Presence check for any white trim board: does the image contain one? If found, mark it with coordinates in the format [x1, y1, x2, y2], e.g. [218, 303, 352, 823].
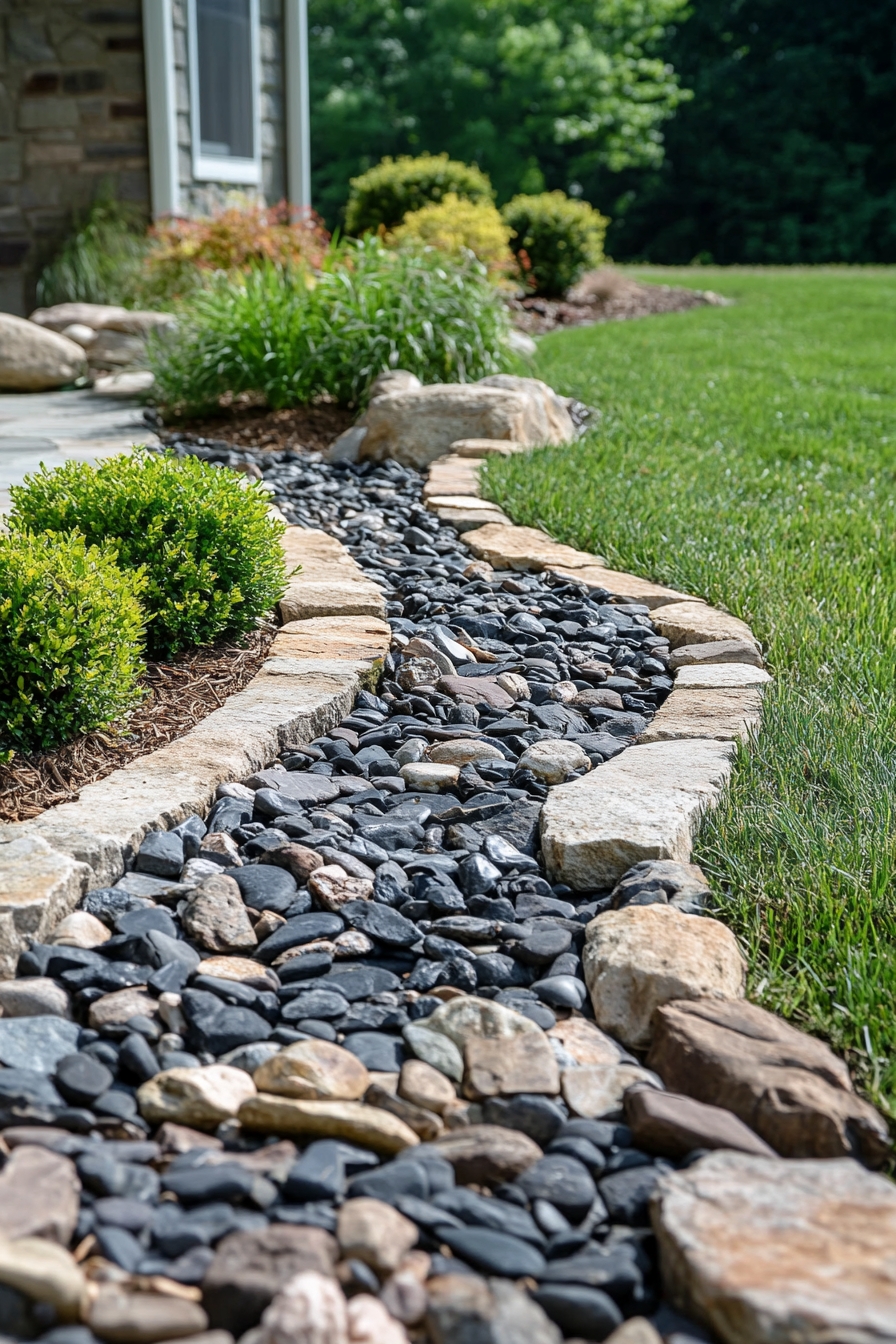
[187, 0, 262, 187]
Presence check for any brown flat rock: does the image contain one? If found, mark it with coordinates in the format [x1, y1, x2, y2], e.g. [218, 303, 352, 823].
[0, 1145, 80, 1244]
[652, 1151, 896, 1343]
[647, 999, 891, 1165]
[137, 1064, 256, 1130]
[638, 687, 764, 743]
[561, 1064, 659, 1120]
[433, 1123, 542, 1184]
[88, 987, 158, 1031]
[436, 675, 515, 709]
[463, 522, 605, 572]
[547, 1017, 625, 1067]
[624, 1083, 777, 1158]
[238, 1095, 419, 1154]
[463, 1032, 560, 1100]
[195, 957, 280, 992]
[88, 1289, 208, 1343]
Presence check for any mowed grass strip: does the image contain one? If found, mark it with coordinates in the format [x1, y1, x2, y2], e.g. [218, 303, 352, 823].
[483, 268, 896, 1113]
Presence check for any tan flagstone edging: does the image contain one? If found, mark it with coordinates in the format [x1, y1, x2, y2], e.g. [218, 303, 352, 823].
[0, 527, 391, 977]
[430, 454, 769, 887]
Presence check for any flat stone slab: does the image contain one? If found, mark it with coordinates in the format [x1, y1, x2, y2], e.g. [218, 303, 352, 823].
[638, 687, 764, 743]
[431, 504, 511, 532]
[272, 616, 391, 664]
[450, 438, 530, 457]
[652, 1151, 896, 1343]
[422, 456, 482, 498]
[674, 664, 772, 690]
[669, 639, 764, 670]
[651, 601, 759, 651]
[463, 522, 605, 572]
[279, 528, 386, 622]
[541, 739, 735, 889]
[548, 564, 696, 610]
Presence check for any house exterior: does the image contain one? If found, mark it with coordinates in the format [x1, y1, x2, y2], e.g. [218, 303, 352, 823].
[0, 0, 310, 315]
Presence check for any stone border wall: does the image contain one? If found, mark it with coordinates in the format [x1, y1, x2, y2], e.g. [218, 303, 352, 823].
[425, 450, 771, 891]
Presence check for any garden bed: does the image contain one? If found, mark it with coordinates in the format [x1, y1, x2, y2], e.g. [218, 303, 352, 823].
[509, 268, 729, 336]
[0, 627, 275, 823]
[154, 399, 354, 457]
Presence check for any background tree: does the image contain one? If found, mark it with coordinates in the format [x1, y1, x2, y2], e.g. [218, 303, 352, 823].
[595, 0, 896, 262]
[308, 0, 691, 230]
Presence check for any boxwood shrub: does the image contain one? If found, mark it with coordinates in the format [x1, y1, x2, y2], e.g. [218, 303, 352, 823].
[502, 191, 609, 296]
[345, 153, 494, 235]
[0, 530, 146, 753]
[9, 452, 287, 660]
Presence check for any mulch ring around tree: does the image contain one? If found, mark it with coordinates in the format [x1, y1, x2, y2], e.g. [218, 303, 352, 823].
[0, 625, 276, 823]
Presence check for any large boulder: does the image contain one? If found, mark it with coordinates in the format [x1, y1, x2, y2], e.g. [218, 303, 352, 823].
[647, 998, 891, 1164]
[0, 314, 87, 391]
[328, 373, 575, 468]
[652, 1151, 896, 1343]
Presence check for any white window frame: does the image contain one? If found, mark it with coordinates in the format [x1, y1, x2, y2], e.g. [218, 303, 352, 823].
[187, 0, 262, 185]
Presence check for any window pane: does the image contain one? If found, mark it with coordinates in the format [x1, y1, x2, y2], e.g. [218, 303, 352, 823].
[196, 0, 254, 159]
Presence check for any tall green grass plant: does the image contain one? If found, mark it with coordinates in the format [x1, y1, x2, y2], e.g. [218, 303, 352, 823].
[148, 238, 512, 414]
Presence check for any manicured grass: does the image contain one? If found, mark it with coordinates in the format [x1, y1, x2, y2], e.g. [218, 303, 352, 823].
[482, 268, 896, 1113]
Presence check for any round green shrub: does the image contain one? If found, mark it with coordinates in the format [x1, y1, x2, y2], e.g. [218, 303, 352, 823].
[0, 530, 146, 753]
[502, 191, 609, 296]
[345, 153, 494, 235]
[9, 451, 287, 661]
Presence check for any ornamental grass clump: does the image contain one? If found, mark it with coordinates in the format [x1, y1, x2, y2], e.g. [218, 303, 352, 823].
[0, 531, 146, 753]
[9, 452, 286, 661]
[147, 237, 512, 415]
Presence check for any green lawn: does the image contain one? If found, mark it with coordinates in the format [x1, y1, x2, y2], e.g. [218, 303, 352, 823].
[483, 268, 896, 1114]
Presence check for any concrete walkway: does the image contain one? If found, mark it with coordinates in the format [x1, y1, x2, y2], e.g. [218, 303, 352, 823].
[0, 388, 158, 514]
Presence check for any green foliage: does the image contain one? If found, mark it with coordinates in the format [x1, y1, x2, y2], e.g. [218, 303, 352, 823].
[601, 0, 896, 262]
[392, 194, 515, 276]
[502, 191, 608, 295]
[36, 190, 149, 308]
[0, 530, 146, 753]
[309, 0, 690, 230]
[483, 267, 896, 1111]
[146, 239, 513, 415]
[345, 154, 494, 235]
[9, 453, 286, 661]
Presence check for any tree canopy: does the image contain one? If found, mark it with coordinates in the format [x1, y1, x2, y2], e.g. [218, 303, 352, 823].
[563, 0, 896, 263]
[308, 0, 691, 230]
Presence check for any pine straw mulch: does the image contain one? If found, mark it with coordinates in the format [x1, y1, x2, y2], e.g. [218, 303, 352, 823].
[510, 266, 731, 336]
[0, 626, 276, 823]
[158, 398, 354, 456]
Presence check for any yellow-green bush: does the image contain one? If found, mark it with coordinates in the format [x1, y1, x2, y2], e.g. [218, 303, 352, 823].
[502, 191, 609, 296]
[391, 194, 515, 276]
[345, 154, 494, 235]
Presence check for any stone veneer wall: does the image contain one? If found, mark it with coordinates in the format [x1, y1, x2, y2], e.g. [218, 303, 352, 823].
[0, 0, 288, 316]
[0, 2, 150, 315]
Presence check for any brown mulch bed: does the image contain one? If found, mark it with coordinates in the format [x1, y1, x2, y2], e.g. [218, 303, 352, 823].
[0, 626, 276, 823]
[510, 266, 731, 336]
[158, 399, 354, 455]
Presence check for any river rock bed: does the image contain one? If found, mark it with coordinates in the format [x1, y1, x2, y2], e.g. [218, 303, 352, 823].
[10, 443, 891, 1344]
